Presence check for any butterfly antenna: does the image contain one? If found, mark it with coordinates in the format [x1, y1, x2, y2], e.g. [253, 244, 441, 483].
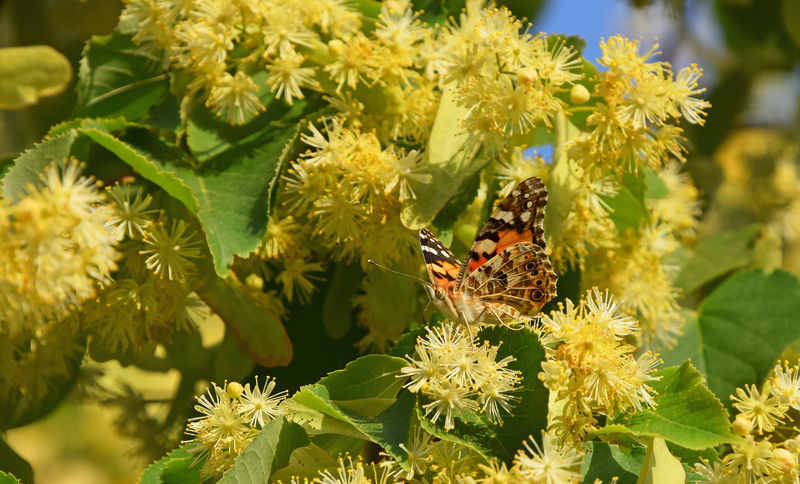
[367, 259, 428, 285]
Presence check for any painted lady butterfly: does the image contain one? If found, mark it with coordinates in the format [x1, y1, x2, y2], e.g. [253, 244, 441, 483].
[420, 177, 558, 325]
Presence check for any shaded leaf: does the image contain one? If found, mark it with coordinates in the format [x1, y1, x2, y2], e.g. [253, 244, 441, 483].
[196, 266, 292, 367]
[289, 355, 414, 464]
[122, 125, 294, 275]
[659, 310, 703, 373]
[602, 172, 649, 232]
[0, 440, 32, 484]
[0, 46, 72, 109]
[581, 441, 645, 484]
[76, 33, 168, 120]
[80, 128, 198, 212]
[322, 263, 363, 339]
[783, 0, 800, 47]
[318, 354, 406, 401]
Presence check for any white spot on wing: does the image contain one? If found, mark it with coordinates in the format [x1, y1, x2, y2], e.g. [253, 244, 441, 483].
[494, 210, 514, 223]
[473, 238, 497, 255]
[520, 211, 531, 223]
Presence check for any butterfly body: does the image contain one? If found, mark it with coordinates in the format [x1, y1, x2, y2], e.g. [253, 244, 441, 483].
[420, 177, 557, 325]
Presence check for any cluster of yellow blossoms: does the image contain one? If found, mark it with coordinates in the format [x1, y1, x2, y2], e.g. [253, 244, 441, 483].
[400, 323, 520, 428]
[184, 377, 288, 475]
[537, 289, 660, 445]
[0, 161, 119, 399]
[694, 360, 800, 483]
[0, 158, 213, 406]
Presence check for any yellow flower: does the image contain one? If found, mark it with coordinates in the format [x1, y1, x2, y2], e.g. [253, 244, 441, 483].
[514, 432, 582, 484]
[731, 383, 787, 435]
[267, 51, 317, 105]
[1, 160, 119, 336]
[208, 71, 263, 125]
[141, 219, 202, 281]
[276, 257, 325, 303]
[105, 183, 155, 239]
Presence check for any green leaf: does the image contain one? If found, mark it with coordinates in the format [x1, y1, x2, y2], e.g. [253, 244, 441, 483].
[602, 172, 649, 232]
[0, 334, 85, 431]
[75, 33, 168, 120]
[317, 354, 407, 402]
[674, 226, 759, 294]
[0, 46, 72, 109]
[418, 327, 549, 463]
[80, 128, 198, 212]
[160, 456, 202, 484]
[401, 82, 491, 229]
[581, 441, 645, 484]
[636, 438, 685, 484]
[389, 324, 427, 358]
[219, 417, 310, 484]
[659, 310, 704, 373]
[598, 362, 736, 450]
[2, 130, 80, 200]
[644, 167, 669, 199]
[0, 471, 21, 484]
[322, 262, 363, 339]
[0, 440, 32, 484]
[124, 116, 300, 274]
[432, 169, 482, 232]
[697, 270, 800, 405]
[139, 446, 196, 484]
[543, 117, 583, 243]
[360, 267, 418, 340]
[196, 268, 292, 367]
[289, 355, 415, 464]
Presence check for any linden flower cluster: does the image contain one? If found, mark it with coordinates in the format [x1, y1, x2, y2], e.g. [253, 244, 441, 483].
[399, 322, 521, 429]
[78, 182, 219, 352]
[456, 432, 583, 484]
[278, 118, 429, 269]
[0, 160, 119, 400]
[692, 360, 800, 483]
[311, 429, 580, 484]
[437, 6, 582, 152]
[585, 35, 710, 173]
[536, 288, 661, 445]
[0, 160, 119, 336]
[184, 377, 288, 476]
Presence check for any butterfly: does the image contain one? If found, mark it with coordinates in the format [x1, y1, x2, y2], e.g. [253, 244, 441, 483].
[420, 177, 558, 326]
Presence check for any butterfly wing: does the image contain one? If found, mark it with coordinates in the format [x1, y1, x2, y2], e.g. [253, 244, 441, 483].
[461, 242, 557, 320]
[419, 228, 461, 292]
[459, 177, 549, 279]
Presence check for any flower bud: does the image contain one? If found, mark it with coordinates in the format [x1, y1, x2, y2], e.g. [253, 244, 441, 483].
[328, 39, 345, 57]
[771, 448, 796, 474]
[246, 273, 264, 290]
[570, 84, 590, 104]
[732, 414, 753, 436]
[516, 67, 538, 85]
[226, 381, 244, 399]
